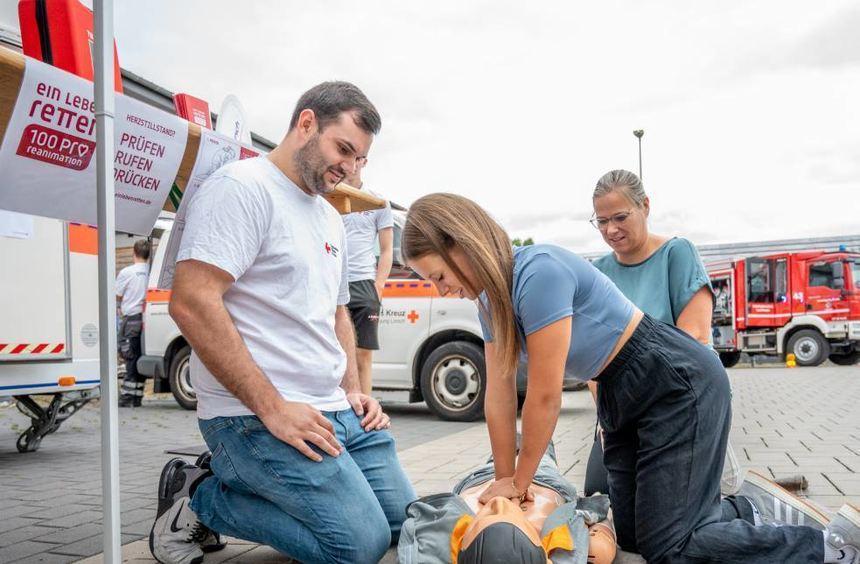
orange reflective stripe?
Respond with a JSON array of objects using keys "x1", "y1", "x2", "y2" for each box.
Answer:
[
  {"x1": 68, "y1": 223, "x2": 98, "y2": 255},
  {"x1": 146, "y1": 289, "x2": 172, "y2": 303},
  {"x1": 449, "y1": 514, "x2": 474, "y2": 564},
  {"x1": 382, "y1": 281, "x2": 439, "y2": 298},
  {"x1": 542, "y1": 524, "x2": 574, "y2": 555}
]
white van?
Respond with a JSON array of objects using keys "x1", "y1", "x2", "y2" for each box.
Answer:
[
  {"x1": 139, "y1": 213, "x2": 579, "y2": 421},
  {"x1": 0, "y1": 215, "x2": 101, "y2": 451}
]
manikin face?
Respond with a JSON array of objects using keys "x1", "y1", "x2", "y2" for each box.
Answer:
[
  {"x1": 592, "y1": 190, "x2": 649, "y2": 256},
  {"x1": 293, "y1": 111, "x2": 372, "y2": 195},
  {"x1": 408, "y1": 247, "x2": 481, "y2": 300}
]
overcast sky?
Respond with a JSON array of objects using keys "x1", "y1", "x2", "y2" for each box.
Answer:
[{"x1": 10, "y1": 1, "x2": 860, "y2": 252}]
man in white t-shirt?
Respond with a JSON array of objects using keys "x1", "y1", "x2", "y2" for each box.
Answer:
[
  {"x1": 148, "y1": 82, "x2": 415, "y2": 564},
  {"x1": 341, "y1": 160, "x2": 393, "y2": 394},
  {"x1": 116, "y1": 240, "x2": 150, "y2": 408}
]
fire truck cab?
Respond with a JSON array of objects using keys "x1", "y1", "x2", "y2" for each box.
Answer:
[{"x1": 708, "y1": 250, "x2": 860, "y2": 367}]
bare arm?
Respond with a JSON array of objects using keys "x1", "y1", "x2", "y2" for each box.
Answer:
[
  {"x1": 334, "y1": 304, "x2": 390, "y2": 431},
  {"x1": 375, "y1": 227, "x2": 394, "y2": 298},
  {"x1": 676, "y1": 286, "x2": 713, "y2": 345},
  {"x1": 335, "y1": 305, "x2": 360, "y2": 394},
  {"x1": 169, "y1": 259, "x2": 340, "y2": 461},
  {"x1": 479, "y1": 317, "x2": 571, "y2": 504},
  {"x1": 484, "y1": 341, "x2": 518, "y2": 478},
  {"x1": 513, "y1": 317, "x2": 570, "y2": 491}
]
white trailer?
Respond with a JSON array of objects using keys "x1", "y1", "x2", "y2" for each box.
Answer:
[{"x1": 0, "y1": 213, "x2": 101, "y2": 452}]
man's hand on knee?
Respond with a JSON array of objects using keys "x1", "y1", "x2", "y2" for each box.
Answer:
[
  {"x1": 346, "y1": 393, "x2": 391, "y2": 432},
  {"x1": 261, "y1": 402, "x2": 343, "y2": 462}
]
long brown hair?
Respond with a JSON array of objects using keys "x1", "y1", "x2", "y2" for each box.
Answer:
[{"x1": 401, "y1": 193, "x2": 519, "y2": 376}]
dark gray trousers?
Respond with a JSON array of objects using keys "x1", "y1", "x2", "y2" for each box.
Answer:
[{"x1": 595, "y1": 315, "x2": 823, "y2": 563}]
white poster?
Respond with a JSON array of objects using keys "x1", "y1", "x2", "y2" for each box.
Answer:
[
  {"x1": 157, "y1": 129, "x2": 260, "y2": 288},
  {"x1": 0, "y1": 58, "x2": 188, "y2": 235},
  {"x1": 0, "y1": 209, "x2": 33, "y2": 239}
]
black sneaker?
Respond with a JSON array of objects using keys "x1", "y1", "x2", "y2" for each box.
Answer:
[
  {"x1": 118, "y1": 395, "x2": 141, "y2": 408},
  {"x1": 195, "y1": 451, "x2": 212, "y2": 471},
  {"x1": 149, "y1": 458, "x2": 212, "y2": 564}
]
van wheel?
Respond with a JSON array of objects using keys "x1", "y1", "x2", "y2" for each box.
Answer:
[
  {"x1": 719, "y1": 351, "x2": 742, "y2": 368},
  {"x1": 786, "y1": 330, "x2": 830, "y2": 367},
  {"x1": 420, "y1": 341, "x2": 485, "y2": 422},
  {"x1": 169, "y1": 346, "x2": 197, "y2": 410},
  {"x1": 829, "y1": 350, "x2": 860, "y2": 366}
]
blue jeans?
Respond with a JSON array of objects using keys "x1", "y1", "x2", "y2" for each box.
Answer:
[{"x1": 191, "y1": 409, "x2": 417, "y2": 563}]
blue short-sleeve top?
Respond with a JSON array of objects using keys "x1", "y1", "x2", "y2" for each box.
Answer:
[
  {"x1": 479, "y1": 244, "x2": 635, "y2": 381},
  {"x1": 591, "y1": 238, "x2": 712, "y2": 326}
]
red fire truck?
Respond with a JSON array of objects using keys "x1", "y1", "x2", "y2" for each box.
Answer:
[{"x1": 708, "y1": 250, "x2": 860, "y2": 367}]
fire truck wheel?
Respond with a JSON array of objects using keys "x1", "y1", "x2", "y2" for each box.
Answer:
[
  {"x1": 420, "y1": 341, "x2": 486, "y2": 422},
  {"x1": 829, "y1": 350, "x2": 860, "y2": 366},
  {"x1": 786, "y1": 330, "x2": 830, "y2": 367},
  {"x1": 719, "y1": 351, "x2": 742, "y2": 368},
  {"x1": 169, "y1": 346, "x2": 197, "y2": 410}
]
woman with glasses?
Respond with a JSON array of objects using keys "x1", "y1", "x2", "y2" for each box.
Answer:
[{"x1": 584, "y1": 169, "x2": 726, "y2": 498}]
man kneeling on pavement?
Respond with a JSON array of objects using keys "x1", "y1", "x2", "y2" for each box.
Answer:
[{"x1": 149, "y1": 81, "x2": 416, "y2": 564}]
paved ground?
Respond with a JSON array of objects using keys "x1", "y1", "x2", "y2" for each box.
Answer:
[{"x1": 1, "y1": 365, "x2": 858, "y2": 563}]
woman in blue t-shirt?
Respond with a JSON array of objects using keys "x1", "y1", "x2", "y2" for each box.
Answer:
[
  {"x1": 584, "y1": 169, "x2": 738, "y2": 498},
  {"x1": 401, "y1": 193, "x2": 846, "y2": 564}
]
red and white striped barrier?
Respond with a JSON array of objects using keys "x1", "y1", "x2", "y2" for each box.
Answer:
[{"x1": 0, "y1": 343, "x2": 65, "y2": 355}]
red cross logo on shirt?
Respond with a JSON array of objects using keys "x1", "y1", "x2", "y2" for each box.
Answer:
[{"x1": 407, "y1": 310, "x2": 420, "y2": 324}]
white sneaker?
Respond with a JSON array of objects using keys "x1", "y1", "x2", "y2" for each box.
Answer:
[
  {"x1": 827, "y1": 504, "x2": 860, "y2": 558},
  {"x1": 149, "y1": 497, "x2": 206, "y2": 564},
  {"x1": 149, "y1": 458, "x2": 213, "y2": 564},
  {"x1": 737, "y1": 470, "x2": 831, "y2": 529}
]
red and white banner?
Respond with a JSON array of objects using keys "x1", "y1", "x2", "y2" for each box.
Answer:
[{"x1": 0, "y1": 58, "x2": 188, "y2": 235}]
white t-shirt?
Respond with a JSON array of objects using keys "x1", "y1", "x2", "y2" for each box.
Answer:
[
  {"x1": 177, "y1": 157, "x2": 351, "y2": 418},
  {"x1": 116, "y1": 262, "x2": 149, "y2": 317},
  {"x1": 341, "y1": 188, "x2": 393, "y2": 283}
]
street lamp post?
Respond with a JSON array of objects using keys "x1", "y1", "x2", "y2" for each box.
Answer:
[{"x1": 633, "y1": 129, "x2": 644, "y2": 180}]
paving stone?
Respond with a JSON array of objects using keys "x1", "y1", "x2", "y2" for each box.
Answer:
[
  {"x1": 25, "y1": 503, "x2": 93, "y2": 520},
  {"x1": 39, "y1": 510, "x2": 104, "y2": 529},
  {"x1": 13, "y1": 553, "x2": 79, "y2": 564},
  {"x1": 0, "y1": 541, "x2": 58, "y2": 562},
  {"x1": 33, "y1": 523, "x2": 103, "y2": 545},
  {"x1": 0, "y1": 525, "x2": 60, "y2": 548},
  {"x1": 0, "y1": 516, "x2": 43, "y2": 534}
]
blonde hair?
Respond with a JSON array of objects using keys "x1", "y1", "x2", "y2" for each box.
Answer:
[{"x1": 401, "y1": 194, "x2": 519, "y2": 376}]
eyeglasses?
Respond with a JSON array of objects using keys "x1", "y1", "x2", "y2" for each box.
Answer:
[{"x1": 589, "y1": 210, "x2": 633, "y2": 230}]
